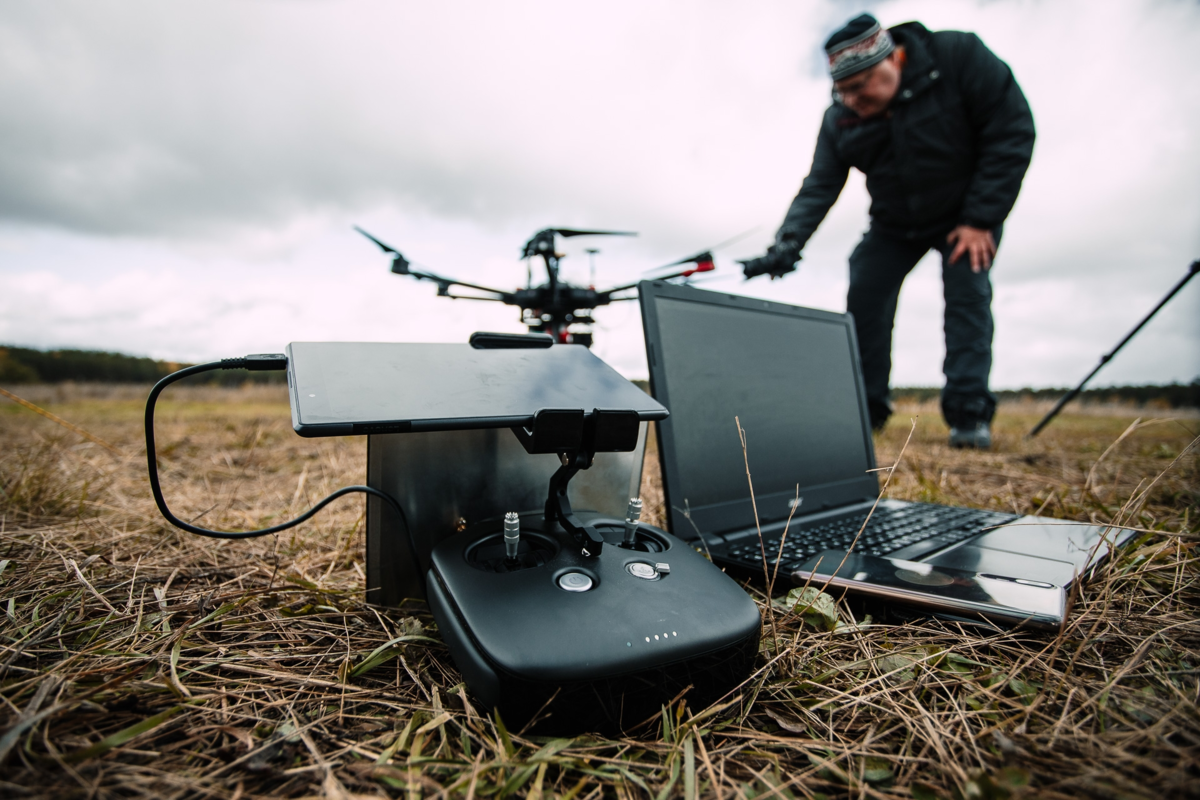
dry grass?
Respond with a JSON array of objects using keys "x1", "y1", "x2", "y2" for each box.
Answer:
[{"x1": 1, "y1": 384, "x2": 1197, "y2": 799}]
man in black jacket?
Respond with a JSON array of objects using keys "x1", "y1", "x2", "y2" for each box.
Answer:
[{"x1": 740, "y1": 14, "x2": 1035, "y2": 448}]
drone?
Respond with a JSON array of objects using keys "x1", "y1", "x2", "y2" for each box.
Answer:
[{"x1": 355, "y1": 226, "x2": 726, "y2": 346}]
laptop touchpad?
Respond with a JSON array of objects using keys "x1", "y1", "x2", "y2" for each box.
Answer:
[
  {"x1": 971, "y1": 519, "x2": 1111, "y2": 565},
  {"x1": 926, "y1": 546, "x2": 1080, "y2": 587}
]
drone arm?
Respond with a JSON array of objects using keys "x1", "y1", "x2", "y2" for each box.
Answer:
[
  {"x1": 355, "y1": 227, "x2": 511, "y2": 297},
  {"x1": 658, "y1": 263, "x2": 714, "y2": 282},
  {"x1": 597, "y1": 281, "x2": 641, "y2": 296},
  {"x1": 400, "y1": 269, "x2": 513, "y2": 301},
  {"x1": 603, "y1": 260, "x2": 715, "y2": 296},
  {"x1": 443, "y1": 293, "x2": 509, "y2": 302},
  {"x1": 444, "y1": 278, "x2": 515, "y2": 299}
]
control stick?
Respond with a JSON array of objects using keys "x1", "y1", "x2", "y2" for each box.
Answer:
[
  {"x1": 504, "y1": 512, "x2": 520, "y2": 564},
  {"x1": 623, "y1": 497, "x2": 643, "y2": 547}
]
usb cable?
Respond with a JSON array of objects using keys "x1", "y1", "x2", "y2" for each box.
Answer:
[{"x1": 144, "y1": 354, "x2": 416, "y2": 565}]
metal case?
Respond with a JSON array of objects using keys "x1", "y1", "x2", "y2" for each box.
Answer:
[{"x1": 365, "y1": 424, "x2": 646, "y2": 606}]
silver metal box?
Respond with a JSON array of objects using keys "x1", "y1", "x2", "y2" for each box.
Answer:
[{"x1": 365, "y1": 424, "x2": 646, "y2": 606}]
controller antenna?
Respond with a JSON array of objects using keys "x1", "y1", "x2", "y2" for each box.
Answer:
[
  {"x1": 504, "y1": 512, "x2": 521, "y2": 564},
  {"x1": 623, "y1": 498, "x2": 643, "y2": 547}
]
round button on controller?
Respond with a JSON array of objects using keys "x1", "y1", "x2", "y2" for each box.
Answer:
[
  {"x1": 557, "y1": 572, "x2": 594, "y2": 592},
  {"x1": 627, "y1": 562, "x2": 659, "y2": 581}
]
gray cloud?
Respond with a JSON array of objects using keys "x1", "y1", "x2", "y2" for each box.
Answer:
[{"x1": 0, "y1": 2, "x2": 836, "y2": 245}]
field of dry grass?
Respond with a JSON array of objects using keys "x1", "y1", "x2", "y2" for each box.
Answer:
[{"x1": 1, "y1": 383, "x2": 1197, "y2": 799}]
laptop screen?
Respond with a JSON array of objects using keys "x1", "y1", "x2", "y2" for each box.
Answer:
[{"x1": 640, "y1": 282, "x2": 879, "y2": 539}]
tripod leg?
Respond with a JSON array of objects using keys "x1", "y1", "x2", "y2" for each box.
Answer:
[{"x1": 1027, "y1": 261, "x2": 1199, "y2": 438}]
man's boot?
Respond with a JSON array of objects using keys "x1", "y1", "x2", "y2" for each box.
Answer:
[
  {"x1": 943, "y1": 395, "x2": 994, "y2": 450},
  {"x1": 948, "y1": 421, "x2": 992, "y2": 449}
]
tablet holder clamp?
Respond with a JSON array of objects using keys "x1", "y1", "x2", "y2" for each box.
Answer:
[{"x1": 511, "y1": 408, "x2": 642, "y2": 557}]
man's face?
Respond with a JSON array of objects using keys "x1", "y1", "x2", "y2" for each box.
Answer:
[{"x1": 834, "y1": 53, "x2": 902, "y2": 118}]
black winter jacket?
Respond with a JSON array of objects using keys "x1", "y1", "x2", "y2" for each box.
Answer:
[{"x1": 778, "y1": 22, "x2": 1035, "y2": 247}]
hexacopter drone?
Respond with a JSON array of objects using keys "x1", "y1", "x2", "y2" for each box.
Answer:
[{"x1": 355, "y1": 226, "x2": 736, "y2": 346}]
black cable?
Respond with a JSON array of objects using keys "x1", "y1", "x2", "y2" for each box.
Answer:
[{"x1": 144, "y1": 355, "x2": 420, "y2": 569}]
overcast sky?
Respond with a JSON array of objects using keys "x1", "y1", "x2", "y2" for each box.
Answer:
[{"x1": 1, "y1": 0, "x2": 1197, "y2": 388}]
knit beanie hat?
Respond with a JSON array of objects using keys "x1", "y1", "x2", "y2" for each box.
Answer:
[{"x1": 824, "y1": 13, "x2": 895, "y2": 81}]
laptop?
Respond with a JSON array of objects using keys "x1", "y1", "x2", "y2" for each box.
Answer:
[{"x1": 638, "y1": 280, "x2": 1134, "y2": 590}]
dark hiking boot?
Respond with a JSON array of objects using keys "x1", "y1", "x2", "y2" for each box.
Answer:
[{"x1": 949, "y1": 421, "x2": 992, "y2": 449}]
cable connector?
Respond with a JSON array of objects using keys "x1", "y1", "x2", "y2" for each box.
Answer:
[
  {"x1": 246, "y1": 353, "x2": 288, "y2": 371},
  {"x1": 219, "y1": 353, "x2": 289, "y2": 371}
]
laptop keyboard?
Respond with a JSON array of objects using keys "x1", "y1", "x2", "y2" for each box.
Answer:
[{"x1": 721, "y1": 503, "x2": 1021, "y2": 573}]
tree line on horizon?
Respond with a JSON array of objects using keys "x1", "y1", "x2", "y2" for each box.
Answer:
[
  {"x1": 888, "y1": 383, "x2": 1199, "y2": 409},
  {"x1": 1, "y1": 344, "x2": 1196, "y2": 407},
  {"x1": 0, "y1": 346, "x2": 284, "y2": 386}
]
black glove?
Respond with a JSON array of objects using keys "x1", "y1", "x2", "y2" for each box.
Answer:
[{"x1": 739, "y1": 244, "x2": 801, "y2": 280}]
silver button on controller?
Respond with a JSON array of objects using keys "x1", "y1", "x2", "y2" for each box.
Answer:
[
  {"x1": 627, "y1": 562, "x2": 658, "y2": 580},
  {"x1": 558, "y1": 572, "x2": 593, "y2": 592}
]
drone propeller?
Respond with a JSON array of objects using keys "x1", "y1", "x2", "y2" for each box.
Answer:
[
  {"x1": 643, "y1": 227, "x2": 760, "y2": 276},
  {"x1": 521, "y1": 228, "x2": 637, "y2": 260},
  {"x1": 354, "y1": 226, "x2": 400, "y2": 255},
  {"x1": 646, "y1": 250, "x2": 715, "y2": 274},
  {"x1": 354, "y1": 225, "x2": 411, "y2": 273},
  {"x1": 688, "y1": 272, "x2": 738, "y2": 285},
  {"x1": 600, "y1": 251, "x2": 716, "y2": 296},
  {"x1": 551, "y1": 228, "x2": 638, "y2": 239}
]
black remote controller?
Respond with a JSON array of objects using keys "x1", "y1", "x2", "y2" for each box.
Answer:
[{"x1": 427, "y1": 508, "x2": 761, "y2": 735}]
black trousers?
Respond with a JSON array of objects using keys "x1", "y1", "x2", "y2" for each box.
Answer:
[{"x1": 846, "y1": 227, "x2": 1001, "y2": 429}]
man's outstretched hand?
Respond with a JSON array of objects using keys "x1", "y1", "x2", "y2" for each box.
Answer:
[
  {"x1": 946, "y1": 225, "x2": 996, "y2": 273},
  {"x1": 739, "y1": 246, "x2": 801, "y2": 280}
]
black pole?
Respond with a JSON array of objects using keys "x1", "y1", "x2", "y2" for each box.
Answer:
[{"x1": 1028, "y1": 260, "x2": 1200, "y2": 438}]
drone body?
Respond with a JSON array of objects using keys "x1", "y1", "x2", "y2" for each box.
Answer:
[{"x1": 356, "y1": 226, "x2": 718, "y2": 346}]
